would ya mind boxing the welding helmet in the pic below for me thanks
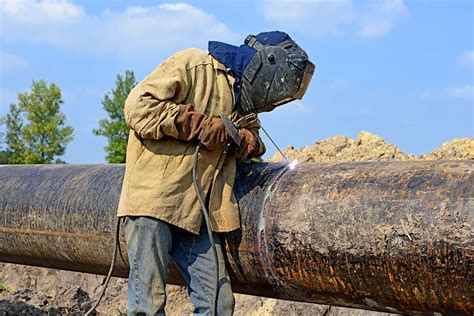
[237,33,315,114]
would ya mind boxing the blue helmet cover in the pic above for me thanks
[208,31,292,104]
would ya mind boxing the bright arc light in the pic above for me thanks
[288,159,299,170]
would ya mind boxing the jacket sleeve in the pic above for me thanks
[246,117,266,158]
[124,52,190,140]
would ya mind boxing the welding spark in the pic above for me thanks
[288,159,299,170]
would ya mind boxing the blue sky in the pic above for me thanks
[0,0,472,163]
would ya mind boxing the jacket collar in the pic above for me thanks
[210,55,227,72]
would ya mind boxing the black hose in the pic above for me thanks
[192,144,219,316]
[84,216,121,316]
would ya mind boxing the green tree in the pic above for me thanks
[2,103,25,163]
[0,151,8,164]
[93,70,136,163]
[0,80,74,164]
[0,117,8,163]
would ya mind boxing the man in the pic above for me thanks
[117,31,314,315]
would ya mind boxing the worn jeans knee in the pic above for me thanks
[169,223,235,315]
[123,216,172,316]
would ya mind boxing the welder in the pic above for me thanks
[116,31,314,315]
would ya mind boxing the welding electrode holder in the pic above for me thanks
[219,114,242,147]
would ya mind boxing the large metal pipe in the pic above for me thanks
[0,162,472,314]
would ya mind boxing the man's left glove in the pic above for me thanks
[236,128,258,161]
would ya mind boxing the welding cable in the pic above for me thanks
[84,216,121,316]
[192,144,219,316]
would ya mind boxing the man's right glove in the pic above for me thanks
[175,104,228,150]
[236,128,258,161]
[198,117,228,150]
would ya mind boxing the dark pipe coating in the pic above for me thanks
[0,161,472,314]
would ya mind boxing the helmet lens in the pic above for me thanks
[267,60,315,110]
[271,96,295,107]
[293,61,315,100]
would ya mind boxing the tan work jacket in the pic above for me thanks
[117,48,265,234]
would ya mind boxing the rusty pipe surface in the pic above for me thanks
[0,162,472,314]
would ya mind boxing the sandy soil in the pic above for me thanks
[0,263,387,315]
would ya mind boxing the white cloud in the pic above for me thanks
[358,0,408,38]
[0,1,237,59]
[1,0,84,22]
[262,0,355,37]
[458,50,474,68]
[0,51,27,70]
[261,0,408,38]
[0,0,86,45]
[448,85,474,100]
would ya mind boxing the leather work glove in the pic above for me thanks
[175,104,207,141]
[175,104,228,150]
[236,128,258,161]
[198,117,228,150]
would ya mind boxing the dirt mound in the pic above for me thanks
[1,131,472,315]
[420,138,474,160]
[269,131,411,163]
[269,131,472,163]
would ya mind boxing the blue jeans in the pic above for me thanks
[123,216,235,315]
